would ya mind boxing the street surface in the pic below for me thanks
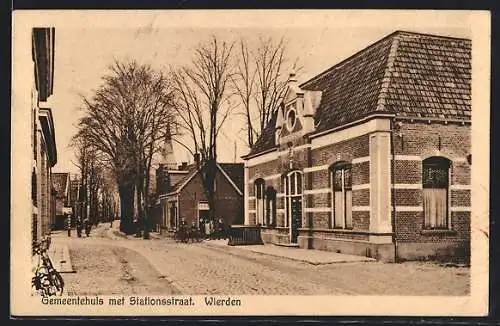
[57,223,470,296]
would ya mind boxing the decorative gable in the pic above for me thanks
[275,72,322,145]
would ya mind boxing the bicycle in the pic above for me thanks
[187,227,203,243]
[174,227,189,243]
[31,237,64,297]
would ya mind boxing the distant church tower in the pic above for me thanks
[155,124,179,196]
[160,124,178,170]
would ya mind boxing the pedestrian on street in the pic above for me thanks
[199,218,205,238]
[218,217,225,239]
[76,216,83,237]
[204,220,211,239]
[84,217,91,237]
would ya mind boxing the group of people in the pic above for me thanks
[65,215,92,238]
[178,217,227,240]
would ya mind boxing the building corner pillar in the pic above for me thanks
[369,129,393,242]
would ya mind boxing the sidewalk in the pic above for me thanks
[205,239,375,265]
[48,233,75,273]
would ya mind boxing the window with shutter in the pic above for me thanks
[422,157,451,229]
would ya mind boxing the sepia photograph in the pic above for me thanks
[11,9,490,316]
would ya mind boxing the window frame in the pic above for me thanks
[422,156,452,230]
[254,178,266,226]
[329,162,353,230]
[265,186,277,228]
[284,171,303,229]
[285,104,297,132]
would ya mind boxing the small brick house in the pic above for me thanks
[242,31,471,263]
[155,161,244,232]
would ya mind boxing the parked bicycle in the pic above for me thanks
[31,236,64,297]
[174,226,189,243]
[174,225,203,243]
[187,226,203,243]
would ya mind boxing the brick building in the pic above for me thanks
[31,28,58,249]
[156,161,244,232]
[242,31,471,263]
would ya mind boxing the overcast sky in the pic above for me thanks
[44,10,472,174]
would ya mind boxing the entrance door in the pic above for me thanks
[169,204,177,228]
[290,196,302,243]
[198,201,210,236]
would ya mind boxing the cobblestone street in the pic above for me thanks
[57,223,470,296]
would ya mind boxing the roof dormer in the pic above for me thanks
[275,72,322,145]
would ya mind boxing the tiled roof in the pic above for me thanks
[52,173,69,197]
[383,32,471,119]
[246,111,278,156]
[303,34,394,133]
[169,163,244,194]
[246,31,471,157]
[218,163,244,193]
[170,165,198,192]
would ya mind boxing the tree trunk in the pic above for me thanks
[203,159,218,221]
[118,183,135,234]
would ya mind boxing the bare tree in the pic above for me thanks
[233,36,301,148]
[74,59,176,235]
[170,36,235,221]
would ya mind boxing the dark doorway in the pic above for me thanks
[199,210,209,226]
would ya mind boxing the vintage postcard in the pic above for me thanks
[11,10,490,316]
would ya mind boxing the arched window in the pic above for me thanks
[254,179,266,226]
[265,186,277,227]
[330,162,353,229]
[422,157,451,229]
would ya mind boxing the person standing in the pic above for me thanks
[84,217,91,237]
[76,216,82,237]
[209,220,214,240]
[199,218,205,238]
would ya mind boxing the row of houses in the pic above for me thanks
[30,28,78,249]
[30,27,58,249]
[152,30,471,263]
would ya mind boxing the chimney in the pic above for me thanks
[194,153,200,165]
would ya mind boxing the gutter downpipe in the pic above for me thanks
[390,118,399,263]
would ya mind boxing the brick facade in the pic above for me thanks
[243,31,471,263]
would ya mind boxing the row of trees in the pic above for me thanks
[72,35,299,236]
[70,137,116,227]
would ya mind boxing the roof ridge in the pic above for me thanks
[300,30,470,89]
[300,31,398,88]
[393,30,471,42]
[375,34,400,113]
